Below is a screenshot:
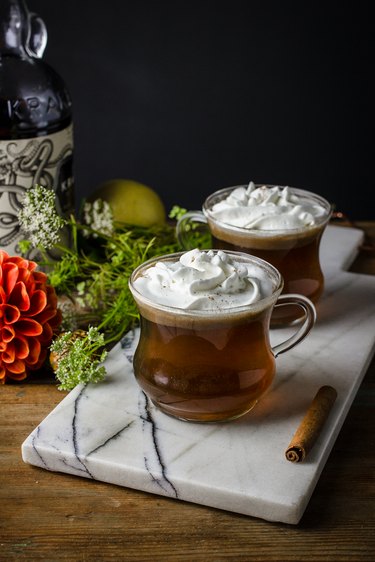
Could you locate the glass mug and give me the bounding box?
[129,250,316,423]
[176,185,332,324]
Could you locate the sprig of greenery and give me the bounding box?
[168,205,188,221]
[50,327,108,391]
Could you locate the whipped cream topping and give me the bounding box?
[133,249,272,311]
[209,182,327,230]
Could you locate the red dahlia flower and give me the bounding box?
[0,251,62,383]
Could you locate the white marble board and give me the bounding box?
[22,226,375,524]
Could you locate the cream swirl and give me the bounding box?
[133,249,272,310]
[210,182,327,230]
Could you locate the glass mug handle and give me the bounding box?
[272,294,316,357]
[176,211,208,249]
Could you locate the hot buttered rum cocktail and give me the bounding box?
[129,249,316,422]
[177,183,332,323]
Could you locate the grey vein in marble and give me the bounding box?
[22,226,375,524]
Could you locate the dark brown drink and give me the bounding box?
[133,309,276,422]
[129,250,316,422]
[203,187,331,324]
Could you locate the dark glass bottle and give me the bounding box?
[0,0,74,254]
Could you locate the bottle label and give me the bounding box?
[0,124,74,255]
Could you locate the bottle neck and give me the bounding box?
[0,0,46,58]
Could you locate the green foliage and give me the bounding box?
[49,222,182,343]
[168,205,188,221]
[50,328,108,391]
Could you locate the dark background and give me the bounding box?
[28,1,372,219]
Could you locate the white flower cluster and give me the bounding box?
[18,185,66,250]
[82,199,114,238]
[50,326,108,391]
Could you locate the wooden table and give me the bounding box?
[1,223,374,561]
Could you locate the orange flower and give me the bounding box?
[0,251,62,383]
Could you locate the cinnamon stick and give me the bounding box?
[285,385,337,463]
